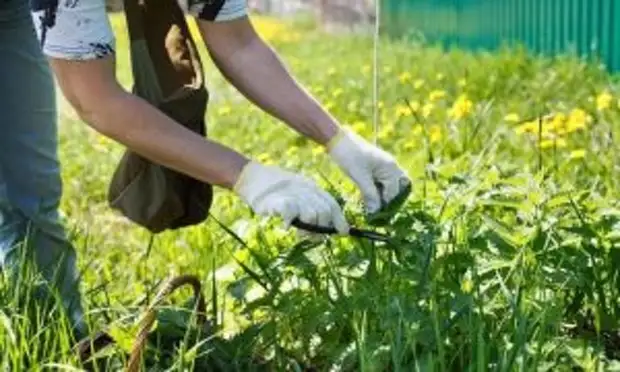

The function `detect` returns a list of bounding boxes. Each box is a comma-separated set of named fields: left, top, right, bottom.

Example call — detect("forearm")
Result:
left=50, top=57, right=248, bottom=190
left=92, top=91, right=249, bottom=189
left=209, top=36, right=340, bottom=145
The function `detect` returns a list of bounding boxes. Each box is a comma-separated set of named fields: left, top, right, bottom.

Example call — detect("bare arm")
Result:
left=197, top=16, right=340, bottom=146
left=49, top=56, right=249, bottom=189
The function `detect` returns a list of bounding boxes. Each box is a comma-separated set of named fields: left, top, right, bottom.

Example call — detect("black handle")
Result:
left=291, top=218, right=390, bottom=242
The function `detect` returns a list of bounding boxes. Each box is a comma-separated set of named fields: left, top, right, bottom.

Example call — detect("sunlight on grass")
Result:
left=3, top=9, right=620, bottom=371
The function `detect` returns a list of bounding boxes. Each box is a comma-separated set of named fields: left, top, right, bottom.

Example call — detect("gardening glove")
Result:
left=326, top=127, right=412, bottom=224
left=233, top=161, right=350, bottom=235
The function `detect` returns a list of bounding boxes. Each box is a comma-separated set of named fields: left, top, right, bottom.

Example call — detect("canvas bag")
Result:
left=107, top=0, right=213, bottom=233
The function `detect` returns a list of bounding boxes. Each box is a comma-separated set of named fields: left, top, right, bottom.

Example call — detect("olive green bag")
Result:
left=107, top=0, right=213, bottom=233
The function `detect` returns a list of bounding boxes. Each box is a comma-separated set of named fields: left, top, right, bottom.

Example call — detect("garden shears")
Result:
left=291, top=179, right=412, bottom=243
left=291, top=218, right=391, bottom=242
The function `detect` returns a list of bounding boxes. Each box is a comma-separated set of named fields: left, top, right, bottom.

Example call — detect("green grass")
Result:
left=3, top=12, right=620, bottom=371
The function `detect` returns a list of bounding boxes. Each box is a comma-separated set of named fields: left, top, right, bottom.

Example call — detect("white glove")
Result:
left=327, top=127, right=411, bottom=216
left=233, top=161, right=350, bottom=234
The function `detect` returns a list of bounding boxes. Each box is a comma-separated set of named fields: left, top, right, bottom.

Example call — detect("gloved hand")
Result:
left=233, top=161, right=350, bottom=235
left=326, top=127, right=411, bottom=222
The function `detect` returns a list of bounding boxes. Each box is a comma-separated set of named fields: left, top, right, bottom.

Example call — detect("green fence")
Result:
left=381, top=0, right=620, bottom=73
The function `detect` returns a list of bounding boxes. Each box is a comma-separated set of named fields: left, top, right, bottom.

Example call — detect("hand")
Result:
left=326, top=127, right=411, bottom=218
left=233, top=161, right=350, bottom=235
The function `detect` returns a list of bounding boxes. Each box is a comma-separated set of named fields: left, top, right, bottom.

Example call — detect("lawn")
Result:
left=3, top=10, right=620, bottom=371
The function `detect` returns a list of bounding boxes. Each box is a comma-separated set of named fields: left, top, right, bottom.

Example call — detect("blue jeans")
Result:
left=0, top=0, right=86, bottom=339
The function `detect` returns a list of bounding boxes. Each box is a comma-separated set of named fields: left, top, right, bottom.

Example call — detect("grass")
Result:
left=3, top=11, right=620, bottom=371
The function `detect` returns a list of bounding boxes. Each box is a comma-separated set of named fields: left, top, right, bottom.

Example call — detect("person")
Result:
left=1, top=0, right=86, bottom=339
left=18, top=0, right=410, bottom=338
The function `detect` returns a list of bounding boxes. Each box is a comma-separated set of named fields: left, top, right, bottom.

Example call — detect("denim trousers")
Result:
left=0, top=0, right=86, bottom=339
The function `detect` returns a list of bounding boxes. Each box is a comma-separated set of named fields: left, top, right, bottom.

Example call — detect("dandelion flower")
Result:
left=422, top=102, right=434, bottom=118
left=378, top=124, right=395, bottom=140
left=395, top=104, right=414, bottom=117
left=429, top=125, right=442, bottom=143
left=596, top=91, right=613, bottom=111
left=570, top=149, right=586, bottom=159
left=566, top=108, right=590, bottom=132
left=398, top=71, right=412, bottom=84
left=448, top=94, right=474, bottom=120
left=461, top=278, right=473, bottom=294
left=504, top=113, right=520, bottom=122
left=515, top=120, right=538, bottom=135
left=429, top=90, right=447, bottom=102
left=546, top=113, right=567, bottom=132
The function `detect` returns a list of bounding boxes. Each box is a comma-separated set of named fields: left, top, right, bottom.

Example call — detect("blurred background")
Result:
left=104, top=0, right=620, bottom=74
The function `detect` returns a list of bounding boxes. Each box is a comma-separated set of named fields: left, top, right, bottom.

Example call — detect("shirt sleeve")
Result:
left=182, top=0, right=247, bottom=22
left=30, top=0, right=115, bottom=61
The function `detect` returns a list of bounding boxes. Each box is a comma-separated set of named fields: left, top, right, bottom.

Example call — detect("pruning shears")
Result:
left=291, top=218, right=391, bottom=242
left=291, top=179, right=412, bottom=243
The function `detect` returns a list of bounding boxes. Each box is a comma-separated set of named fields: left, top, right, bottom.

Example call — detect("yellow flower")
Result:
left=461, top=278, right=473, bottom=294
left=539, top=138, right=567, bottom=149
left=570, top=149, right=586, bottom=159
left=546, top=113, right=567, bottom=133
left=395, top=104, right=414, bottom=118
left=428, top=90, right=447, bottom=102
left=566, top=108, right=590, bottom=132
left=504, top=113, right=520, bottom=122
left=413, top=125, right=423, bottom=135
left=596, top=91, right=613, bottom=111
left=398, top=71, right=412, bottom=84
left=413, top=79, right=425, bottom=89
left=515, top=120, right=538, bottom=135
left=448, top=94, right=474, bottom=120
left=429, top=125, right=442, bottom=143
left=422, top=103, right=434, bottom=118
left=378, top=125, right=395, bottom=140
